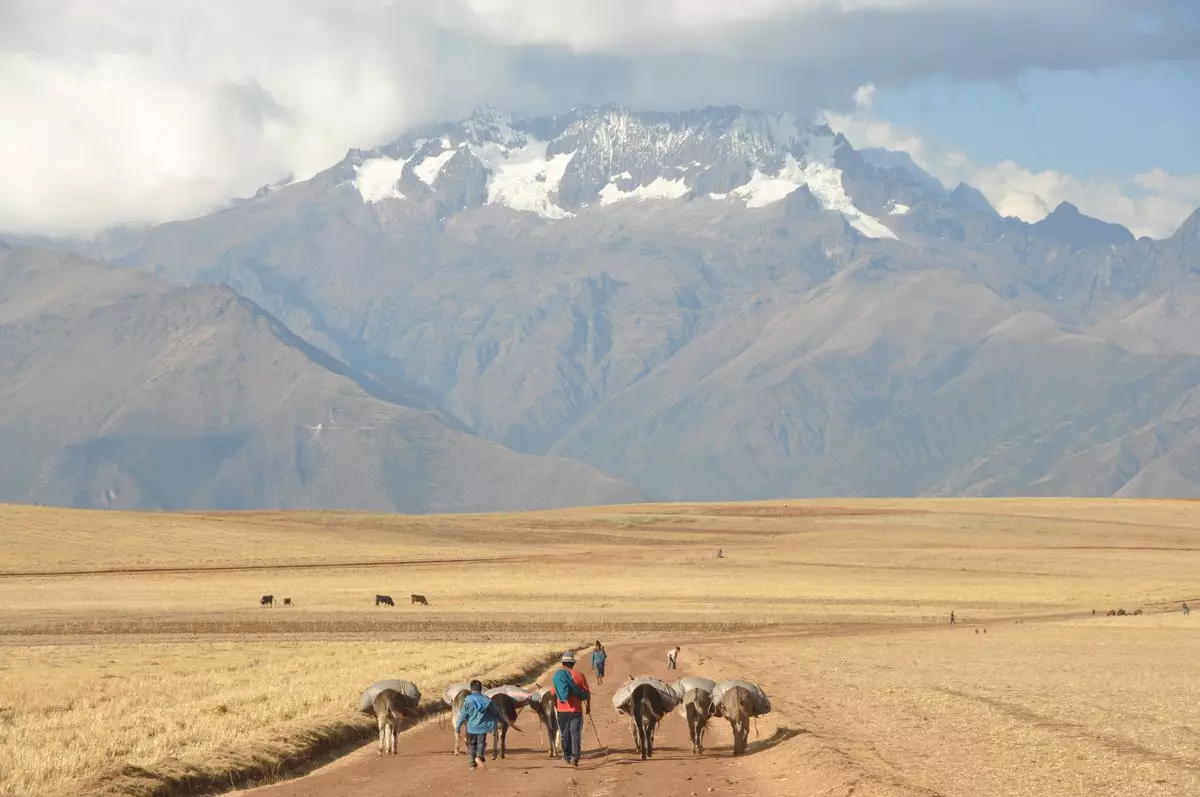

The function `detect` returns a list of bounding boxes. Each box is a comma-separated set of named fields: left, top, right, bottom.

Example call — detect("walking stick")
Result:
left=588, top=712, right=609, bottom=759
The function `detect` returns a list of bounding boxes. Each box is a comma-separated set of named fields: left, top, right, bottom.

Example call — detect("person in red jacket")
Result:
left=552, top=651, right=591, bottom=767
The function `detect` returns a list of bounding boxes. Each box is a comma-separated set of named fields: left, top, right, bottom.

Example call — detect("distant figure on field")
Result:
left=260, top=594, right=273, bottom=607
left=455, top=680, right=502, bottom=770
left=950, top=611, right=955, bottom=625
left=283, top=598, right=291, bottom=606
left=1184, top=602, right=1191, bottom=616
left=552, top=651, right=591, bottom=767
left=591, top=641, right=607, bottom=685
left=667, top=645, right=681, bottom=670
left=715, top=549, right=723, bottom=558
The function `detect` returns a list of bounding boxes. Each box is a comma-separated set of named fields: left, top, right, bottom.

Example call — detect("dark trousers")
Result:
left=466, top=732, right=488, bottom=764
left=667, top=656, right=677, bottom=670
left=557, top=711, right=583, bottom=761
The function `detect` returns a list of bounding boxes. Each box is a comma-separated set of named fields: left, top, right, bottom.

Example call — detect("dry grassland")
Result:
left=2, top=498, right=1199, bottom=796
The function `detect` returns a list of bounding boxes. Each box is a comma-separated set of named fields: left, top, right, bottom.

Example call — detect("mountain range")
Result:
left=4, top=103, right=1200, bottom=509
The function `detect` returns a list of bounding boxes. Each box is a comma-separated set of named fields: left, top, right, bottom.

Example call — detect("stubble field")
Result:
left=1, top=499, right=1197, bottom=796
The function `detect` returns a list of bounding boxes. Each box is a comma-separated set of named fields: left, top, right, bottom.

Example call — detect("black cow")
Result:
left=260, top=594, right=274, bottom=607
left=411, top=594, right=429, bottom=605
left=376, top=594, right=395, bottom=607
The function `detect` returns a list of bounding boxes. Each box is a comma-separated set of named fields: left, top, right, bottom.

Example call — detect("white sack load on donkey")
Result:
left=710, top=679, right=771, bottom=756
left=670, top=676, right=718, bottom=755
left=612, top=675, right=679, bottom=714
left=613, top=676, right=680, bottom=760
left=359, top=679, right=422, bottom=756
left=360, top=679, right=421, bottom=713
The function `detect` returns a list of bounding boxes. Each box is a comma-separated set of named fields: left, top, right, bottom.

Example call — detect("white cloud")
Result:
left=825, top=84, right=1200, bottom=239
left=0, top=0, right=1196, bottom=234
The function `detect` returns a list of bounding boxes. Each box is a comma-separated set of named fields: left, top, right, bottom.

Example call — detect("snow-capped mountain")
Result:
left=345, top=105, right=900, bottom=239
left=64, top=102, right=1200, bottom=508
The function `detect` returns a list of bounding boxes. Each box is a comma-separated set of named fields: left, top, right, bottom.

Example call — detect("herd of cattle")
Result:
left=359, top=671, right=771, bottom=762
left=257, top=593, right=429, bottom=607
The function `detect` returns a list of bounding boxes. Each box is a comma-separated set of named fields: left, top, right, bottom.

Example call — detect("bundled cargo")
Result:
left=711, top=679, right=771, bottom=716
left=485, top=684, right=535, bottom=707
left=670, top=676, right=717, bottom=718
left=612, top=676, right=679, bottom=714
left=359, top=679, right=421, bottom=714
left=442, top=681, right=472, bottom=707
left=669, top=676, right=716, bottom=699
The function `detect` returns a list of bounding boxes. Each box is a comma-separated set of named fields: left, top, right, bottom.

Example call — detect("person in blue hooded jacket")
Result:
left=455, top=680, right=503, bottom=769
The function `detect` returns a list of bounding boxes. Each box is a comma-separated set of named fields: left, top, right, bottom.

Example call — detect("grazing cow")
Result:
left=372, top=688, right=419, bottom=755
left=411, top=594, right=429, bottom=606
left=1133, top=608, right=1143, bottom=616
left=681, top=688, right=713, bottom=755
left=260, top=594, right=273, bottom=607
left=527, top=687, right=560, bottom=758
left=487, top=693, right=522, bottom=759
left=716, top=685, right=756, bottom=756
left=1117, top=608, right=1127, bottom=616
left=629, top=683, right=667, bottom=760
left=283, top=598, right=291, bottom=606
left=376, top=594, right=395, bottom=607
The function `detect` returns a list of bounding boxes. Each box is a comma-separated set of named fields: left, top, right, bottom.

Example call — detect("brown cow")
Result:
left=283, top=598, right=291, bottom=606
left=372, top=688, right=418, bottom=755
left=411, top=594, right=429, bottom=605
left=717, top=685, right=756, bottom=756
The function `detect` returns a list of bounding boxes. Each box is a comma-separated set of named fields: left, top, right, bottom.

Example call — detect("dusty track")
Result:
left=234, top=640, right=780, bottom=797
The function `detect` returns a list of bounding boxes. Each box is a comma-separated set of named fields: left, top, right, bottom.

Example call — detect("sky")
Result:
left=1, top=0, right=1198, bottom=237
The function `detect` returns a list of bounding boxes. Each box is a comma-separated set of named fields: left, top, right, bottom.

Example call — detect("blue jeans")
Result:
left=466, top=732, right=488, bottom=764
left=558, top=711, right=583, bottom=762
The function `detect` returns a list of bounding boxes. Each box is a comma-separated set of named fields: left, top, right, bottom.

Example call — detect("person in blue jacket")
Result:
left=455, top=680, right=502, bottom=769
left=591, top=641, right=607, bottom=684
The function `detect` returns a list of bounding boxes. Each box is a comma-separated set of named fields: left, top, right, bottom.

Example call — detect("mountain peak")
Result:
left=1029, top=200, right=1133, bottom=248
left=1171, top=206, right=1200, bottom=242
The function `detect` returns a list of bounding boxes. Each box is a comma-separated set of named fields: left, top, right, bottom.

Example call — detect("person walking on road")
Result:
left=950, top=610, right=956, bottom=625
left=591, top=641, right=607, bottom=685
left=1184, top=602, right=1191, bottom=616
left=666, top=645, right=680, bottom=670
left=553, top=651, right=591, bottom=767
left=455, top=680, right=502, bottom=770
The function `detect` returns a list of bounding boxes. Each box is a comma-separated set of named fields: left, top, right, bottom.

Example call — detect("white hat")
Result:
left=561, top=651, right=576, bottom=664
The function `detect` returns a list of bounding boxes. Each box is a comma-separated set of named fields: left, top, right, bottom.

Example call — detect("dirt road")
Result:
left=235, top=641, right=779, bottom=797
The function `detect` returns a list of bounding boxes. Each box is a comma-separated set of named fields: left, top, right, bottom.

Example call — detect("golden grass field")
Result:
left=1, top=498, right=1198, bottom=796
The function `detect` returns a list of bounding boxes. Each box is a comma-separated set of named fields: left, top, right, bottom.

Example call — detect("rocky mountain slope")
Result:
left=42, top=104, right=1200, bottom=500
left=0, top=247, right=642, bottom=511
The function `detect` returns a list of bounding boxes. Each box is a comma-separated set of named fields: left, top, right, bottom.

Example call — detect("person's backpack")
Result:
left=553, top=669, right=573, bottom=702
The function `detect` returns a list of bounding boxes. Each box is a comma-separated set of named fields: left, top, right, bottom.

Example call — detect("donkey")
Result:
left=681, top=688, right=713, bottom=755
left=449, top=688, right=470, bottom=755
left=717, top=685, right=756, bottom=756
left=372, top=688, right=418, bottom=755
left=488, top=692, right=523, bottom=759
left=527, top=687, right=560, bottom=758
left=630, top=683, right=667, bottom=760
left=375, top=594, right=395, bottom=607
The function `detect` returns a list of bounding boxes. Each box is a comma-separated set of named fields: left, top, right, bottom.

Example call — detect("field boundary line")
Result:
left=78, top=646, right=578, bottom=797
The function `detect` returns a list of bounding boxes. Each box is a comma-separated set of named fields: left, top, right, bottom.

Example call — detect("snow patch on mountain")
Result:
left=353, top=154, right=412, bottom=202
left=414, top=141, right=457, bottom=186
left=599, top=176, right=690, bottom=206
left=888, top=202, right=912, bottom=216
left=728, top=155, right=897, bottom=239
left=471, top=139, right=577, bottom=219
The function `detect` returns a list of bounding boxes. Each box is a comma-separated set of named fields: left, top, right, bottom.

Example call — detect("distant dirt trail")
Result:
left=234, top=640, right=775, bottom=797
